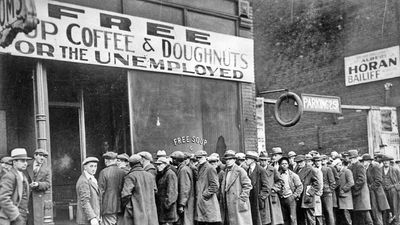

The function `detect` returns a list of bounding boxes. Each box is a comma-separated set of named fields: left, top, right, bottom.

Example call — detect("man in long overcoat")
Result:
left=244, top=151, right=269, bottom=225
left=25, top=149, right=50, bottom=225
left=332, top=158, right=354, bottom=225
left=0, top=148, right=32, bottom=225
left=194, top=150, right=222, bottom=225
left=347, top=150, right=372, bottom=225
left=98, top=152, right=126, bottom=225
left=120, top=154, right=158, bottom=225
left=138, top=151, right=157, bottom=178
left=155, top=157, right=179, bottom=224
left=381, top=155, right=400, bottom=225
left=220, top=150, right=253, bottom=225
left=264, top=153, right=284, bottom=225
left=76, top=157, right=101, bottom=225
left=171, top=151, right=195, bottom=225
left=362, top=154, right=389, bottom=225
left=319, top=156, right=336, bottom=225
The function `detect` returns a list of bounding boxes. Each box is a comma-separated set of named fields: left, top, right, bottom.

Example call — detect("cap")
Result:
left=195, top=150, right=207, bottom=158
left=305, top=154, right=313, bottom=161
left=331, top=158, right=342, bottom=167
left=309, top=150, right=319, bottom=156
left=82, top=157, right=99, bottom=166
left=347, top=149, right=359, bottom=159
left=312, top=156, right=322, bottom=161
left=259, top=151, right=269, bottom=160
left=1, top=156, right=12, bottom=165
left=10, top=148, right=32, bottom=161
left=235, top=152, right=246, bottom=160
left=129, top=154, right=142, bottom=164
left=361, top=153, right=373, bottom=161
left=245, top=151, right=259, bottom=161
left=102, top=151, right=117, bottom=159
left=138, top=151, right=153, bottom=162
left=155, top=157, right=169, bottom=164
left=321, top=155, right=328, bottom=160
left=170, top=151, right=185, bottom=160
left=117, top=153, right=129, bottom=161
left=288, top=151, right=297, bottom=157
left=157, top=150, right=167, bottom=157
left=381, top=155, right=394, bottom=162
left=294, top=155, right=305, bottom=162
left=34, top=149, right=49, bottom=156
left=271, top=147, right=283, bottom=155
left=208, top=154, right=219, bottom=162
left=224, top=150, right=237, bottom=160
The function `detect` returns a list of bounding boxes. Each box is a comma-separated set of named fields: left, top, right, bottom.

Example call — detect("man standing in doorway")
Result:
left=26, top=149, right=51, bottom=225
left=76, top=157, right=101, bottom=225
left=0, top=148, right=32, bottom=225
left=98, top=152, right=126, bottom=225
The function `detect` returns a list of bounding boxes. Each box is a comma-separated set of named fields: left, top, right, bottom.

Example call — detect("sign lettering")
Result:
left=301, top=94, right=342, bottom=114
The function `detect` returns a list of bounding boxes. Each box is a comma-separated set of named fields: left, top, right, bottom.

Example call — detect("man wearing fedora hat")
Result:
left=76, top=157, right=101, bottom=225
left=381, top=154, right=400, bottom=225
left=271, top=147, right=283, bottom=170
left=25, top=149, right=51, bottom=225
left=0, top=148, right=32, bottom=225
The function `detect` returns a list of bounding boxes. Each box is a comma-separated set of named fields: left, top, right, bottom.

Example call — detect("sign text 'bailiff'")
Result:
left=0, top=1, right=254, bottom=83
left=301, top=94, right=342, bottom=114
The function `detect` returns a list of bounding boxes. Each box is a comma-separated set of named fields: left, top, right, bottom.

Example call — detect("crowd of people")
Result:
left=0, top=147, right=400, bottom=225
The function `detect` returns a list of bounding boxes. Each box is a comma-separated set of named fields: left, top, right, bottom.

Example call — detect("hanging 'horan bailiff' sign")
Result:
left=0, top=0, right=255, bottom=83
left=345, top=46, right=400, bottom=86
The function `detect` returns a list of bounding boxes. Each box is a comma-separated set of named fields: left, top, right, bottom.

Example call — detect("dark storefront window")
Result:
left=129, top=71, right=241, bottom=156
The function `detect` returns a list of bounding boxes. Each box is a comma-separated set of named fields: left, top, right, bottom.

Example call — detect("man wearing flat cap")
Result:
left=381, top=154, right=400, bottom=225
left=138, top=151, right=157, bottom=178
left=98, top=152, right=126, bottom=225
left=25, top=149, right=51, bottom=225
left=347, top=150, right=373, bottom=225
left=117, top=153, right=130, bottom=173
left=120, top=154, right=158, bottom=225
left=0, top=148, right=32, bottom=225
left=76, top=157, right=101, bottom=225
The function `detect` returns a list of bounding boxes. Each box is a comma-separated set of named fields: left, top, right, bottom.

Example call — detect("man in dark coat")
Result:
left=320, top=155, right=336, bottom=225
left=265, top=154, right=284, bottom=225
left=347, top=149, right=373, bottom=225
left=25, top=149, right=50, bottom=225
left=381, top=154, right=400, bottom=225
left=98, top=151, right=126, bottom=225
left=138, top=151, right=157, bottom=178
left=116, top=153, right=130, bottom=174
left=120, top=154, right=158, bottom=225
left=244, top=151, right=269, bottom=225
left=0, top=156, right=12, bottom=179
left=271, top=147, right=283, bottom=170
left=362, top=153, right=389, bottom=225
left=155, top=156, right=179, bottom=225
left=194, top=150, right=222, bottom=225
left=171, top=151, right=195, bottom=225
left=0, top=148, right=32, bottom=225
left=332, top=158, right=354, bottom=225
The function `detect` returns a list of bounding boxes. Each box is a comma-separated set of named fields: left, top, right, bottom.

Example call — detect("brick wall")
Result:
left=254, top=0, right=400, bottom=155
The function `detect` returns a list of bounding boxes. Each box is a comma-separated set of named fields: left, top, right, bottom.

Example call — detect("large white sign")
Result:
left=345, top=46, right=400, bottom=86
left=301, top=94, right=342, bottom=114
left=0, top=1, right=255, bottom=83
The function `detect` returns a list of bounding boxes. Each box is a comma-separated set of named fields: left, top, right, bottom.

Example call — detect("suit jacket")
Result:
left=26, top=161, right=51, bottom=225
left=76, top=173, right=101, bottom=225
left=98, top=164, right=126, bottom=215
left=0, top=168, right=30, bottom=222
left=336, top=167, right=354, bottom=209
left=248, top=163, right=269, bottom=225
left=296, top=165, right=320, bottom=208
left=321, top=166, right=336, bottom=194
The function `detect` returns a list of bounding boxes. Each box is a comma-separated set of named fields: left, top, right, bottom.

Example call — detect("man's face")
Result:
left=363, top=160, right=371, bottom=168
left=14, top=159, right=28, bottom=171
left=383, top=160, right=391, bottom=168
left=197, top=156, right=207, bottom=164
left=209, top=161, right=218, bottom=169
left=314, top=160, right=322, bottom=168
left=298, top=161, right=306, bottom=168
left=322, top=159, right=328, bottom=165
left=84, top=162, right=98, bottom=175
left=245, top=158, right=254, bottom=166
left=280, top=159, right=289, bottom=171
left=289, top=157, right=295, bottom=164
left=335, top=161, right=343, bottom=171
left=259, top=159, right=268, bottom=167
left=272, top=154, right=282, bottom=162
left=156, top=163, right=167, bottom=172
left=226, top=158, right=236, bottom=167
left=34, top=153, right=47, bottom=164
left=236, top=159, right=245, bottom=166
left=306, top=160, right=313, bottom=167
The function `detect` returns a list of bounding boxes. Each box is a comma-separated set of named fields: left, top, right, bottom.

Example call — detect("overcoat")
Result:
left=264, top=165, right=284, bottom=225
left=247, top=163, right=269, bottom=225
left=296, top=165, right=321, bottom=208
left=328, top=165, right=339, bottom=208
left=76, top=172, right=101, bottom=225
left=144, top=163, right=157, bottom=177
left=26, top=161, right=51, bottom=225
left=220, top=164, right=253, bottom=225
left=156, top=165, right=178, bottom=223
left=177, top=163, right=195, bottom=225
left=194, top=161, right=222, bottom=223
left=0, top=168, right=30, bottom=224
left=348, top=161, right=371, bottom=210
left=120, top=165, right=158, bottom=225
left=336, top=167, right=354, bottom=209
left=366, top=163, right=390, bottom=211
left=98, top=164, right=126, bottom=215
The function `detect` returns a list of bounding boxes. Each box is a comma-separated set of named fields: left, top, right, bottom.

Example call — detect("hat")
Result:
left=395, top=159, right=400, bottom=163
left=305, top=154, right=313, bottom=161
left=245, top=151, right=259, bottom=161
left=381, top=155, right=394, bottom=162
left=157, top=150, right=167, bottom=157
left=138, top=151, right=153, bottom=161
left=195, top=150, right=207, bottom=158
left=278, top=156, right=289, bottom=165
left=341, top=151, right=350, bottom=157
left=361, top=154, right=373, bottom=161
left=312, top=156, right=322, bottom=161
left=102, top=151, right=117, bottom=159
left=34, top=149, right=48, bottom=156
left=82, top=157, right=99, bottom=165
left=1, top=156, right=12, bottom=165
left=294, top=155, right=305, bottom=162
left=235, top=152, right=245, bottom=160
left=347, top=149, right=359, bottom=159
left=117, top=153, right=129, bottom=161
left=271, top=147, right=283, bottom=155
left=129, top=154, right=142, bottom=164
left=321, top=155, right=328, bottom=160
left=288, top=151, right=296, bottom=157
left=259, top=151, right=269, bottom=160
left=10, top=148, right=32, bottom=161
left=155, top=157, right=169, bottom=164
left=170, top=151, right=185, bottom=159
left=208, top=154, right=219, bottom=162
left=331, top=158, right=342, bottom=167
left=309, top=150, right=319, bottom=156
left=224, top=150, right=237, bottom=160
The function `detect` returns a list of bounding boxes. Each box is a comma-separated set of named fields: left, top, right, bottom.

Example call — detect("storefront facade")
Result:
left=0, top=0, right=256, bottom=223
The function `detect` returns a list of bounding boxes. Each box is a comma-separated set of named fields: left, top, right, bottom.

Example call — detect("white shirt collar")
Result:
left=84, top=170, right=96, bottom=182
